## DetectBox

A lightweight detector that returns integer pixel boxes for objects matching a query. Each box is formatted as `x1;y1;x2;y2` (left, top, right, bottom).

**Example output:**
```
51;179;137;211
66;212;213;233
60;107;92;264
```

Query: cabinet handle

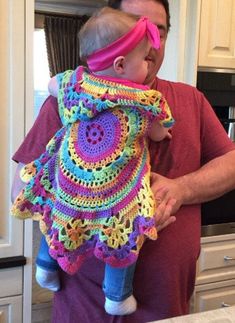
221;302;231;307
224;255;235;261
0;256;26;269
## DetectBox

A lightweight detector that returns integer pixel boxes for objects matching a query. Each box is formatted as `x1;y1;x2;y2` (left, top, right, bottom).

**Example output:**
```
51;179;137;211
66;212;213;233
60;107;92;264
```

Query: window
34;29;50;117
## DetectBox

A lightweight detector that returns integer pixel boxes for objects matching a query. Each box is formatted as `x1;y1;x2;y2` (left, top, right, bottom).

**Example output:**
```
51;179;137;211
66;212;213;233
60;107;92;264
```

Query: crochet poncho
11;66;174;274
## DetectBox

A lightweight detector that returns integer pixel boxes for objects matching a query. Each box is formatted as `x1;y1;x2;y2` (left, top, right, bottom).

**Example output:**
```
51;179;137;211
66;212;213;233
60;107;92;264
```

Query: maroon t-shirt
13;78;235;322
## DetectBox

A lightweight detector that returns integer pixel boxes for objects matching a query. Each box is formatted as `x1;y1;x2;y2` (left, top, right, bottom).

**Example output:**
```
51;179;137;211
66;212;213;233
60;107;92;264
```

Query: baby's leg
36;235;60;292
103;262;137;315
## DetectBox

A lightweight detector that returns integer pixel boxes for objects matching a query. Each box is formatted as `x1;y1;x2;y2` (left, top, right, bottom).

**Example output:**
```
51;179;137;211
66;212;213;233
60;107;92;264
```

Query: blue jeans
36;235;59;271
103;262;136;301
37;235;136;301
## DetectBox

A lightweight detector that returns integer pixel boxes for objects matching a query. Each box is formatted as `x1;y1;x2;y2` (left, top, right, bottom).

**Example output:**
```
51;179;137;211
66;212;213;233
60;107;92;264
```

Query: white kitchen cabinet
191;234;235;313
0;0;34;322
0;268;23;299
194;279;235;312
0;296;22;323
0;268;23;323
158;0;201;86
0;0;24;261
198;0;235;70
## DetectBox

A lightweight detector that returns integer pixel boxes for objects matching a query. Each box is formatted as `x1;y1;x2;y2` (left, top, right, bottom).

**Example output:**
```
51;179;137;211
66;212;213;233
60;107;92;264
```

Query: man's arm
11;95;61;202
152;149;235;216
12;96;61;164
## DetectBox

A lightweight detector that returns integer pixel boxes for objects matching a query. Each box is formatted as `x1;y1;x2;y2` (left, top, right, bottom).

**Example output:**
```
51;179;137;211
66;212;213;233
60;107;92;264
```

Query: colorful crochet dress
11;66;174;274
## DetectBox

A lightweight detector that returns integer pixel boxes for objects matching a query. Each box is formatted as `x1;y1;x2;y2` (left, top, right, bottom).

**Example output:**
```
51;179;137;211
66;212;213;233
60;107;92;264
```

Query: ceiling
35;0;109;15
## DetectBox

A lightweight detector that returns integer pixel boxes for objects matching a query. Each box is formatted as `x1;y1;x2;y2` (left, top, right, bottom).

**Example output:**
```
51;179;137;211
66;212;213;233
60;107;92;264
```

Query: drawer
0;267;23;298
193;279;235;313
196;238;235;285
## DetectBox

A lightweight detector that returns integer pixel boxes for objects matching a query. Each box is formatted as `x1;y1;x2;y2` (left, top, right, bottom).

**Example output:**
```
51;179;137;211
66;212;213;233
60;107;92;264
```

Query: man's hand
154;190;176;231
150;172;185;231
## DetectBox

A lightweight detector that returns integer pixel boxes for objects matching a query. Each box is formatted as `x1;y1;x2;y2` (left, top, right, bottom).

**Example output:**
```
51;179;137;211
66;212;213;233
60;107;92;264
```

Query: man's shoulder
157;77;204;105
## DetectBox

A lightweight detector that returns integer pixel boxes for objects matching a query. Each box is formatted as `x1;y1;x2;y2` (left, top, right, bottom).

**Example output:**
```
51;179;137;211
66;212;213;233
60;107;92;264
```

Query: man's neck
147;77;157;89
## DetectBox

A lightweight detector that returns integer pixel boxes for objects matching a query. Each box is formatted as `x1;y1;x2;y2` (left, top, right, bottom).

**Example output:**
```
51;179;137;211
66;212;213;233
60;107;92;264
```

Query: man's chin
144;74;156;87
144;63;159;86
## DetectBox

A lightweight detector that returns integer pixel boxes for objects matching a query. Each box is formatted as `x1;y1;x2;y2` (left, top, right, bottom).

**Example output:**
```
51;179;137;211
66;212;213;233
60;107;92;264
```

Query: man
12;0;235;322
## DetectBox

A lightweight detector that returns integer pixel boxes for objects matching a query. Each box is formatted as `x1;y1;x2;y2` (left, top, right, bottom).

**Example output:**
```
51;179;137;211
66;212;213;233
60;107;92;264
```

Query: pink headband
87;16;160;72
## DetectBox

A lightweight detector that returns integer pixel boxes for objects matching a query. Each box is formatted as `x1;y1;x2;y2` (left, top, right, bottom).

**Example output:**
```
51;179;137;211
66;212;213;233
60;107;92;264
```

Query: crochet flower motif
101;215;133;249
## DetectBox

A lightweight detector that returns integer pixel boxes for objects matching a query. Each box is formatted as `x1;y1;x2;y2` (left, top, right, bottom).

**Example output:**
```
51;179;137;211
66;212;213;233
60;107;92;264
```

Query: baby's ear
113;56;125;74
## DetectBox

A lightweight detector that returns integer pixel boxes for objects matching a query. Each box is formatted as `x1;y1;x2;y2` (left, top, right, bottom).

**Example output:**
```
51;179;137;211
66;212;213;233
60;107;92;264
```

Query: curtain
44;15;89;76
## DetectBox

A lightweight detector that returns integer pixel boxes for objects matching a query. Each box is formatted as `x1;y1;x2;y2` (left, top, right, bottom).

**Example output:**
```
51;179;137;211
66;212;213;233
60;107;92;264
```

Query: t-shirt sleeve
199;91;235;163
157;95;175;128
12;95;62;164
146;89;174;128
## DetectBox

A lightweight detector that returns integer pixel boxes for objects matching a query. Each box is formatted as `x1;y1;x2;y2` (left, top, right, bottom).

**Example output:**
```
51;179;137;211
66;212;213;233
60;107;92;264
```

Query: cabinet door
0;0;25;258
0;268;22;299
193;279;235;312
196;235;235;285
0;296;22;323
198;0;235;69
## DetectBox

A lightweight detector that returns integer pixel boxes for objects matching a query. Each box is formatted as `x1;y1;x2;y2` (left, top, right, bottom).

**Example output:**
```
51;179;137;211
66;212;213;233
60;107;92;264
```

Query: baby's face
123;37;152;84
121;0;168;87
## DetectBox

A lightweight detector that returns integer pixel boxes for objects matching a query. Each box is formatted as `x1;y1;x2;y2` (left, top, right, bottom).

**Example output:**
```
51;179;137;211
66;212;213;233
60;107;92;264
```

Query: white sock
35;265;60;292
105;295;137;316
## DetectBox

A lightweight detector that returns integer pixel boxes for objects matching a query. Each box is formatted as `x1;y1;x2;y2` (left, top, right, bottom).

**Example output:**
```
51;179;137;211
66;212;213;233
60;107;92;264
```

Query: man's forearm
178;149;235;205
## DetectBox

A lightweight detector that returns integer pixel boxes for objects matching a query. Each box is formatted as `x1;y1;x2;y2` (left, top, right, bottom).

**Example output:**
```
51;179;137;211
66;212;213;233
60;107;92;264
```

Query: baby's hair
79;7;139;61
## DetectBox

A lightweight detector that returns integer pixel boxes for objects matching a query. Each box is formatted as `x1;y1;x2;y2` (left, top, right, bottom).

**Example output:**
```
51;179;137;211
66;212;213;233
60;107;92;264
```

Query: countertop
149;306;235;323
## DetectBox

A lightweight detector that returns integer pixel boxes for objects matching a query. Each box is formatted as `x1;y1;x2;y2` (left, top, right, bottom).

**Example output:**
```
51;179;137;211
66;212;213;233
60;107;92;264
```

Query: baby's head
79;7;160;84
79;7;137;61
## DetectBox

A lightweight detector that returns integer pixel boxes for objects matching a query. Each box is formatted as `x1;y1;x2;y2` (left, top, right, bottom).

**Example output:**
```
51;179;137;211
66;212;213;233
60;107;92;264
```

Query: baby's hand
148;120;172;142
164;128;172;140
48;76;59;97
